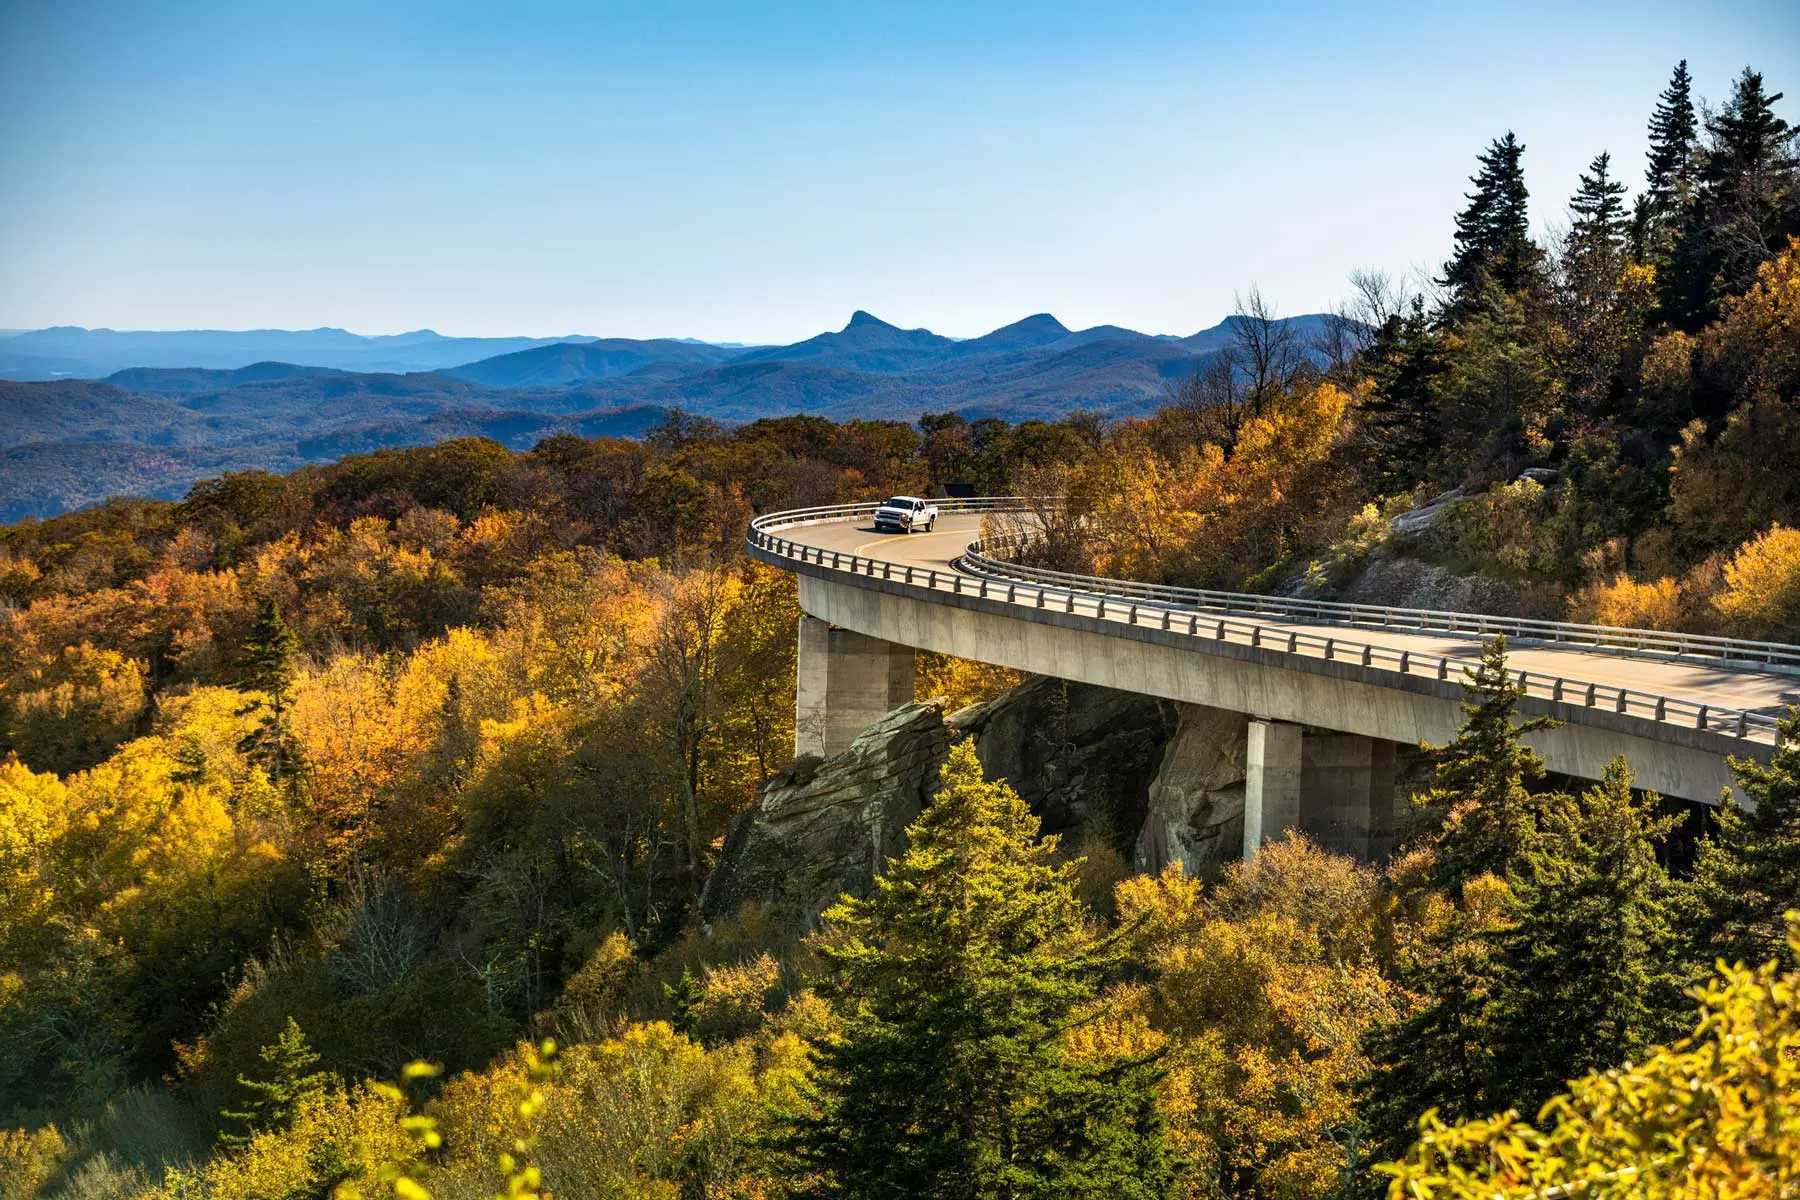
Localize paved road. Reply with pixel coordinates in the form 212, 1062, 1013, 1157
783, 512, 1799, 724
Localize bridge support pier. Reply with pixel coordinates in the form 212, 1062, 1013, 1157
1243, 719, 1303, 858
1299, 734, 1396, 861
795, 615, 916, 759
1244, 723, 1397, 862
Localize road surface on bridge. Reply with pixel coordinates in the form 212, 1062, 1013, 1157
771, 510, 1798, 739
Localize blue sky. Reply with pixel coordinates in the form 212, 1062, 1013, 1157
2, 1, 1796, 343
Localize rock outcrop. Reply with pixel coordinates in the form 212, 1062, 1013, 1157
700, 701, 952, 927
1338, 555, 1526, 615
954, 675, 1175, 849
703, 678, 1181, 926
1133, 703, 1249, 878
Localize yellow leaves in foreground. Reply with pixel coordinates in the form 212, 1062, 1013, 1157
1380, 914, 1800, 1199
1115, 847, 1401, 1200
158, 1085, 414, 1200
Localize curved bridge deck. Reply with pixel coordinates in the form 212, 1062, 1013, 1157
749, 503, 1797, 808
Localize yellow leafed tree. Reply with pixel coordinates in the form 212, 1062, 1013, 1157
1379, 913, 1800, 1199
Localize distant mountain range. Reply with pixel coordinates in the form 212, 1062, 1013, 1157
0, 326, 612, 379
0, 310, 1331, 520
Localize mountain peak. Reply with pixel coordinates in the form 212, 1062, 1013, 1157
959, 312, 1075, 353
844, 310, 896, 331
1005, 313, 1069, 334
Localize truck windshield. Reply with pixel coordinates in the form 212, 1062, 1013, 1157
883, 497, 915, 508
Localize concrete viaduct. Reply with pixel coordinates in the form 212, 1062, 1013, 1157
747, 500, 1798, 866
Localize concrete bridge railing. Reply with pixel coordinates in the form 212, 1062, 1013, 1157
747, 499, 1791, 751
960, 529, 1800, 673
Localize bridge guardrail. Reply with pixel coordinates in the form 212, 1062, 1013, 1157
747, 500, 1791, 748
961, 531, 1800, 672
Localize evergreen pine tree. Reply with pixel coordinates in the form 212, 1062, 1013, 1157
1560, 152, 1637, 416
1484, 758, 1682, 1114
1418, 635, 1559, 897
237, 595, 300, 786
1441, 133, 1539, 311
1361, 297, 1449, 493
1568, 152, 1630, 256
1360, 638, 1562, 1170
1666, 66, 1799, 326
1634, 61, 1697, 269
664, 966, 706, 1036
1680, 707, 1800, 972
783, 740, 1177, 1199
219, 1017, 336, 1147
1644, 60, 1698, 214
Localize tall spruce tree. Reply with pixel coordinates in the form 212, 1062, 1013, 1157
237, 595, 300, 786
1680, 707, 1800, 973
783, 740, 1177, 1199
1484, 759, 1682, 1114
1360, 637, 1559, 1169
1569, 152, 1630, 256
1645, 61, 1698, 215
1635, 61, 1697, 270
1560, 152, 1637, 416
1666, 67, 1799, 326
1441, 133, 1538, 311
1418, 635, 1559, 897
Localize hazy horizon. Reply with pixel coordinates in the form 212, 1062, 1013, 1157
4, 0, 1796, 343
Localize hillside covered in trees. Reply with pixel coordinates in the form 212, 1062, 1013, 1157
1, 59, 1799, 1200
0, 311, 1330, 522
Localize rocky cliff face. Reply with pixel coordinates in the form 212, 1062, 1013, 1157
703, 677, 1202, 928
700, 701, 953, 927
705, 670, 1431, 927
955, 675, 1175, 850
1134, 703, 1249, 877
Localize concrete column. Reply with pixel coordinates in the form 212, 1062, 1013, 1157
795, 615, 917, 759
1366, 740, 1404, 860
1243, 719, 1303, 859
1301, 734, 1376, 860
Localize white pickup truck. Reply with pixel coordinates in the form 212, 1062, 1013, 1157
873, 495, 939, 533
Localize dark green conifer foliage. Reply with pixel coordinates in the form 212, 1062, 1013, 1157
1666, 67, 1798, 326
237, 594, 301, 786
1560, 153, 1637, 418
1360, 638, 1560, 1169
1418, 635, 1558, 897
1361, 297, 1449, 492
1681, 707, 1800, 972
219, 1017, 336, 1147
1441, 133, 1538, 310
1633, 60, 1695, 278
1568, 152, 1630, 257
1485, 758, 1682, 1114
664, 967, 705, 1037
784, 740, 1177, 1200
1644, 61, 1698, 214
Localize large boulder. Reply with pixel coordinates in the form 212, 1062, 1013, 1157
1134, 703, 1249, 878
954, 675, 1176, 850
703, 677, 1182, 927
699, 701, 952, 927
